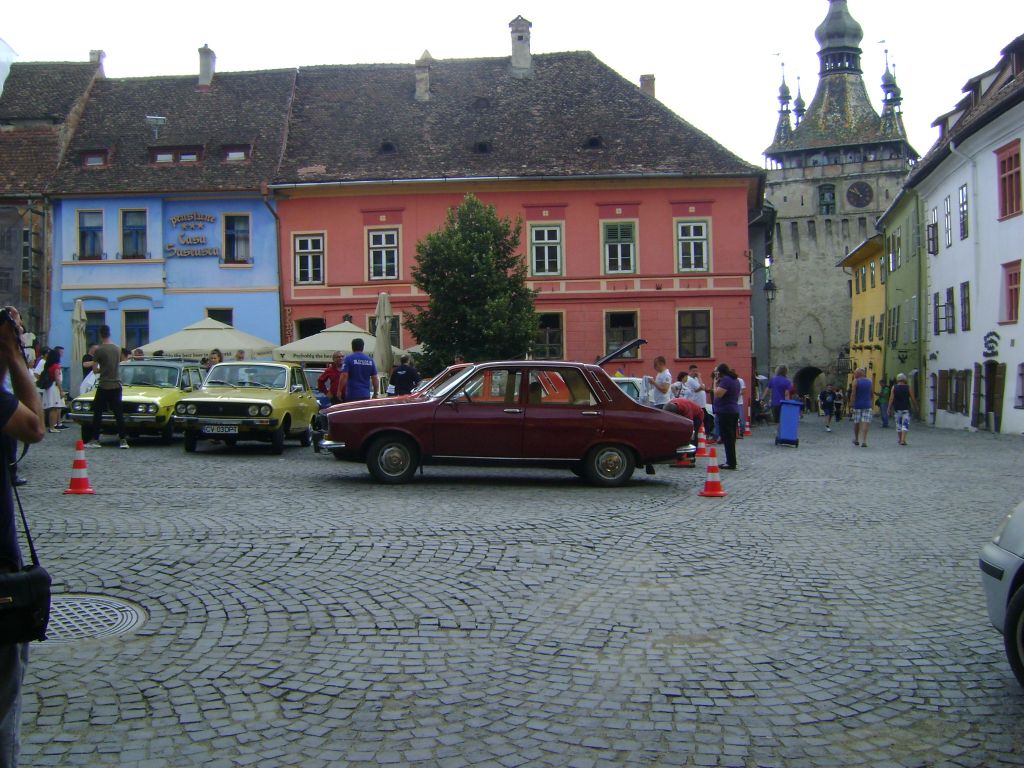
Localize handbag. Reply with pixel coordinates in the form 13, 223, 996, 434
0, 444, 51, 645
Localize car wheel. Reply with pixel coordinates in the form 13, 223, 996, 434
584, 444, 635, 487
270, 427, 285, 455
184, 431, 197, 453
299, 421, 313, 447
1004, 584, 1024, 686
366, 435, 418, 484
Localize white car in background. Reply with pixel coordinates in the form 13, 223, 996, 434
979, 499, 1024, 686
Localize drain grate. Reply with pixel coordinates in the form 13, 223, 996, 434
47, 594, 147, 642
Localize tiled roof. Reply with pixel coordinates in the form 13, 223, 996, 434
0, 61, 100, 121
907, 70, 1024, 187
0, 129, 60, 195
276, 52, 759, 184
765, 73, 911, 157
50, 69, 296, 195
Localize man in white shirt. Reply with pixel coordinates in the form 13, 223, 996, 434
682, 365, 707, 409
646, 356, 672, 409
737, 376, 747, 437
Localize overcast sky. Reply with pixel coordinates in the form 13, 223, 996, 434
4, 1, 1021, 166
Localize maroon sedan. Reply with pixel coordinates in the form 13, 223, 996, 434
316, 360, 694, 486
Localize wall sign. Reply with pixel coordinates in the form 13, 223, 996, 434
166, 212, 220, 257
982, 330, 1000, 359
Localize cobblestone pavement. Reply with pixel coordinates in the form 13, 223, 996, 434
12, 416, 1024, 767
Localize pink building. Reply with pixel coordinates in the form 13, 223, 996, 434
272, 18, 763, 383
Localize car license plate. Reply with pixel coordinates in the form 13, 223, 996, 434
202, 425, 238, 435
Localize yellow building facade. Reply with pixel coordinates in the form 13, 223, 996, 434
839, 234, 886, 406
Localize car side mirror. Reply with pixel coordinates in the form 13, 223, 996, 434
291, 384, 304, 393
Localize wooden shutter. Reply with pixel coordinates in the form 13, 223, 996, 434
937, 369, 949, 410
971, 364, 983, 427
994, 363, 1007, 433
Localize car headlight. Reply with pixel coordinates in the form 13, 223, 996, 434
260, 405, 272, 416
186, 404, 197, 415
248, 405, 260, 416
993, 513, 1013, 546
135, 403, 146, 413
147, 403, 158, 414
72, 401, 82, 412
176, 403, 186, 414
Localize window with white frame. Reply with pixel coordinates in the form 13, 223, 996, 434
368, 229, 399, 280
530, 225, 562, 275
368, 315, 402, 348
223, 215, 251, 264
603, 222, 635, 273
676, 221, 709, 272
958, 184, 969, 240
944, 286, 956, 333
943, 196, 952, 247
294, 234, 324, 285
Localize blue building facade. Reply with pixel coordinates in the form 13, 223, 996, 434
49, 194, 281, 353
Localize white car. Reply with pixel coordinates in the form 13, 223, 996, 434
979, 499, 1024, 685
611, 376, 650, 404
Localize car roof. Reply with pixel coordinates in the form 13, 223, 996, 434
122, 359, 199, 369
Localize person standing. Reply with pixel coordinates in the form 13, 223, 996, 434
85, 325, 128, 449
736, 375, 747, 438
877, 379, 892, 428
38, 348, 64, 434
234, 350, 246, 361
712, 362, 740, 470
389, 355, 421, 396
81, 343, 97, 380
819, 384, 837, 432
851, 368, 873, 447
0, 305, 45, 768
337, 338, 378, 402
645, 356, 672, 409
767, 365, 793, 425
317, 352, 343, 405
681, 365, 711, 437
888, 372, 918, 446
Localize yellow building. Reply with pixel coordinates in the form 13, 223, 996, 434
838, 234, 886, 407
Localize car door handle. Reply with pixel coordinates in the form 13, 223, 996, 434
504, 408, 522, 414
580, 411, 600, 416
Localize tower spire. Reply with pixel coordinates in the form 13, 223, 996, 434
773, 63, 793, 146
793, 76, 806, 125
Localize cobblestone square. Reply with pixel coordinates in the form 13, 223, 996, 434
13, 419, 1024, 766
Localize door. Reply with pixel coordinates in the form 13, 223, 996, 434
433, 368, 524, 458
290, 366, 319, 429
522, 367, 603, 460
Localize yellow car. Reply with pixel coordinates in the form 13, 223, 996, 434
174, 361, 320, 455
69, 360, 206, 443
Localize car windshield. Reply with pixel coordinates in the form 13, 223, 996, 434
121, 365, 180, 388
425, 365, 477, 399
205, 363, 288, 389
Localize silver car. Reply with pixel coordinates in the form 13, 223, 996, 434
979, 499, 1024, 686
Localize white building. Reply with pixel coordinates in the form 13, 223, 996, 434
906, 34, 1024, 433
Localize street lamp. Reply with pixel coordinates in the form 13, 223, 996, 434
763, 277, 777, 377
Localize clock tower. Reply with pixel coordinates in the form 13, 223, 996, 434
763, 0, 917, 396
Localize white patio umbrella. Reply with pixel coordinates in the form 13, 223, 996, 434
373, 293, 394, 391
70, 299, 87, 395
272, 320, 404, 363
140, 318, 276, 359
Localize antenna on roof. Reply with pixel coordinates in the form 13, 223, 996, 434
145, 115, 167, 140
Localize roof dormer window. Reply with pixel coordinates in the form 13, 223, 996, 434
474, 141, 492, 154
80, 150, 109, 168
149, 146, 204, 165
379, 140, 397, 155
222, 144, 251, 162
585, 135, 604, 150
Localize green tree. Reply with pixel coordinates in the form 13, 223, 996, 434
406, 194, 537, 370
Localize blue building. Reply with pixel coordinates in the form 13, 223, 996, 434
47, 47, 294, 364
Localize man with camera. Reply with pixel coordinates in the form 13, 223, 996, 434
0, 305, 45, 768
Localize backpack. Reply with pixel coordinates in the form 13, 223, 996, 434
35, 366, 53, 390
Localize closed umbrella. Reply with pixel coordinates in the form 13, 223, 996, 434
71, 299, 87, 395
373, 293, 394, 394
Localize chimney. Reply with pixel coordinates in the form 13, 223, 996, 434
640, 74, 655, 98
89, 50, 105, 65
415, 50, 432, 102
198, 44, 215, 90
509, 15, 532, 78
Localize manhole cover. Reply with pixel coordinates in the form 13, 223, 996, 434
47, 594, 147, 642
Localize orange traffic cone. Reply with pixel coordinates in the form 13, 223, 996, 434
64, 440, 95, 495
697, 447, 728, 498
694, 427, 709, 459
743, 418, 753, 438
672, 448, 696, 468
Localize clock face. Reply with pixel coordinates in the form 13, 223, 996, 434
847, 181, 874, 208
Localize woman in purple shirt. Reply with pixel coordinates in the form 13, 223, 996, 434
767, 365, 793, 424
713, 362, 741, 470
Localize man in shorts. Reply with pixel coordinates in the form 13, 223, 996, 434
851, 367, 874, 447
819, 384, 836, 432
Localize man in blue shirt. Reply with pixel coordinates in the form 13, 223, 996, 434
851, 367, 874, 447
338, 339, 379, 402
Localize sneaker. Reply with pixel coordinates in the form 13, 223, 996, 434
47, 427, 60, 433
85, 441, 102, 448
826, 426, 832, 432
119, 439, 130, 449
